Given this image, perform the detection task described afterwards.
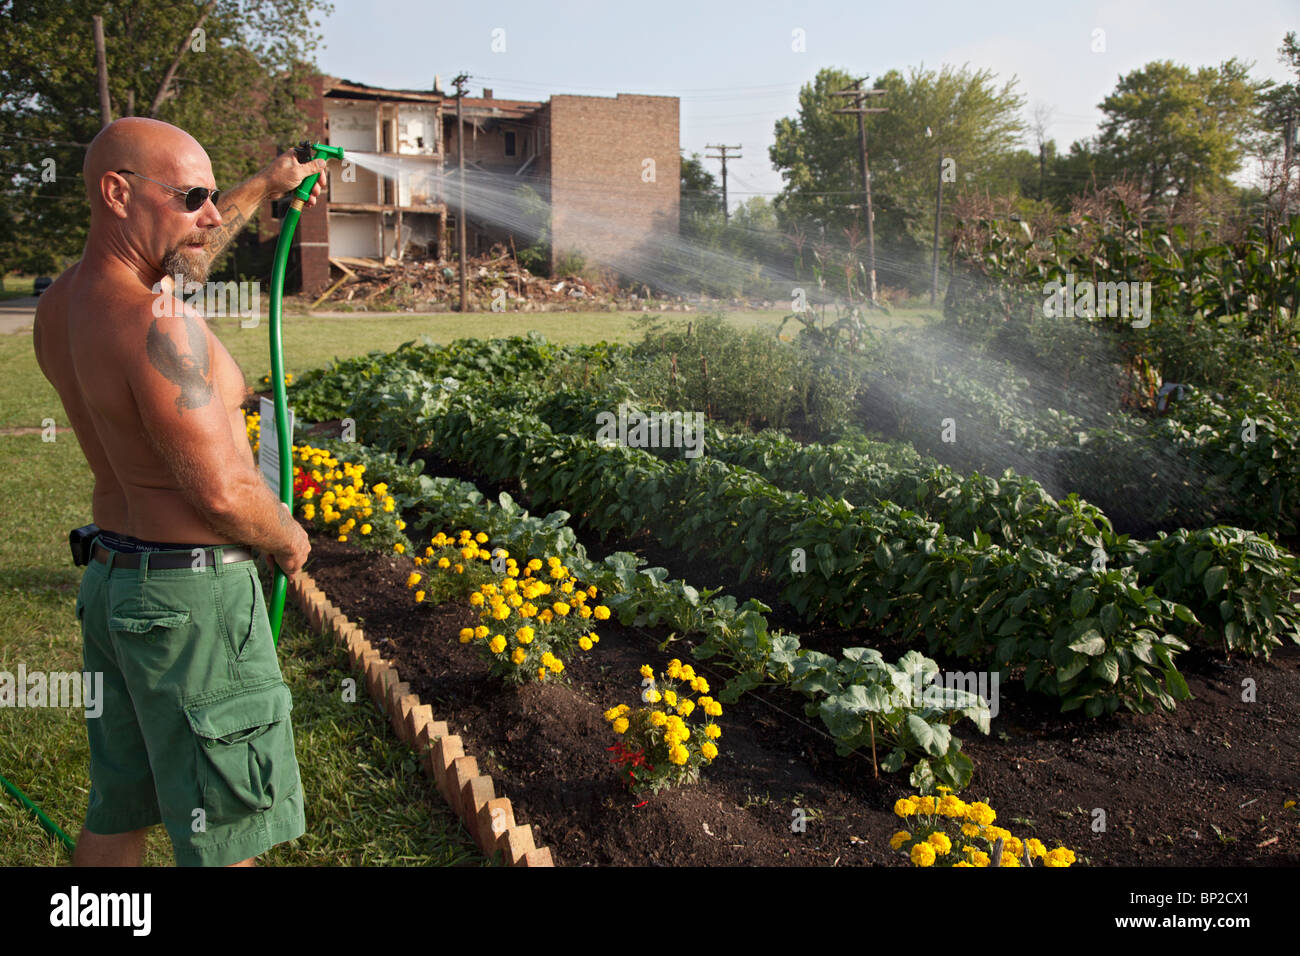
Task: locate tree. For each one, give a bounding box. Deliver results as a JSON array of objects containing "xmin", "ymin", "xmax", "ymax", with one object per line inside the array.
[
  {"xmin": 1094, "ymin": 58, "xmax": 1267, "ymax": 210},
  {"xmin": 0, "ymin": 0, "xmax": 332, "ymax": 277},
  {"xmin": 680, "ymin": 151, "xmax": 724, "ymax": 238},
  {"xmin": 769, "ymin": 64, "xmax": 1026, "ymax": 291}
]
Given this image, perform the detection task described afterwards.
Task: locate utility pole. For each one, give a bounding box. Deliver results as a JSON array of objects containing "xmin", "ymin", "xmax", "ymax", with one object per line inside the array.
[
  {"xmin": 705, "ymin": 144, "xmax": 742, "ymax": 223},
  {"xmin": 452, "ymin": 72, "xmax": 470, "ymax": 312},
  {"xmin": 92, "ymin": 16, "xmax": 112, "ymax": 128},
  {"xmin": 833, "ymin": 79, "xmax": 887, "ymax": 304},
  {"xmin": 925, "ymin": 133, "xmax": 946, "ymax": 303}
]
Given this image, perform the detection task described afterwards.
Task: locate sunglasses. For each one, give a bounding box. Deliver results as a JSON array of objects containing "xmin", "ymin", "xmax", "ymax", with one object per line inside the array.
[{"xmin": 116, "ymin": 169, "xmax": 220, "ymax": 212}]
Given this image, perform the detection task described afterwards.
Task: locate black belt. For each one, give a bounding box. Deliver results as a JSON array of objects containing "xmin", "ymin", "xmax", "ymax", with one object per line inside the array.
[{"xmin": 92, "ymin": 543, "xmax": 257, "ymax": 569}]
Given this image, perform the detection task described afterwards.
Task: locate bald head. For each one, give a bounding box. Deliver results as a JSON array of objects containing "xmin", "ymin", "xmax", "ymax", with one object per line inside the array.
[
  {"xmin": 82, "ymin": 117, "xmax": 221, "ymax": 286},
  {"xmin": 83, "ymin": 117, "xmax": 210, "ymax": 207}
]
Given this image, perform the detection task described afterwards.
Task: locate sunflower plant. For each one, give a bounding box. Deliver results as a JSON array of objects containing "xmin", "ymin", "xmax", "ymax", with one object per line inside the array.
[
  {"xmin": 603, "ymin": 659, "xmax": 723, "ymax": 796},
  {"xmin": 890, "ymin": 789, "xmax": 1077, "ymax": 868}
]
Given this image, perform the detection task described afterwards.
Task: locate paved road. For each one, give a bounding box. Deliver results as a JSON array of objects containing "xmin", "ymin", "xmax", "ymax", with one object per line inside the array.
[{"xmin": 0, "ymin": 297, "xmax": 37, "ymax": 334}]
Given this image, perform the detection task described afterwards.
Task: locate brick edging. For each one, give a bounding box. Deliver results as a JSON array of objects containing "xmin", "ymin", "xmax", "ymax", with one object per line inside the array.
[{"xmin": 288, "ymin": 569, "xmax": 555, "ymax": 867}]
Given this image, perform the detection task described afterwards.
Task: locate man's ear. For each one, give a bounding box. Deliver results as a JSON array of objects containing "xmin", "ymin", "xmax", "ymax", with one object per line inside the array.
[{"xmin": 102, "ymin": 171, "xmax": 132, "ymax": 219}]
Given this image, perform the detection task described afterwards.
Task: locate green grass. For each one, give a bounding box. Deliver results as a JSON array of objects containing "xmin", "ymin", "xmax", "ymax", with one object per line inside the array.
[{"xmin": 1, "ymin": 274, "xmax": 38, "ymax": 301}]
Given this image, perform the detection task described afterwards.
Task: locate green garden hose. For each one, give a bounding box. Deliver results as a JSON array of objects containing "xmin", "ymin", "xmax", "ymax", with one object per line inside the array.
[
  {"xmin": 267, "ymin": 141, "xmax": 344, "ymax": 645},
  {"xmin": 0, "ymin": 771, "xmax": 76, "ymax": 853}
]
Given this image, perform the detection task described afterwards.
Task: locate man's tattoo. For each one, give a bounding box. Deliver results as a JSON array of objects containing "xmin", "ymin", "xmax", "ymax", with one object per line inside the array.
[
  {"xmin": 205, "ymin": 197, "xmax": 250, "ymax": 263},
  {"xmin": 146, "ymin": 314, "xmax": 213, "ymax": 412}
]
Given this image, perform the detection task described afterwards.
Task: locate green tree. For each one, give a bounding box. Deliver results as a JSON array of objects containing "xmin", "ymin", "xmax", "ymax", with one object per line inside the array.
[
  {"xmin": 1094, "ymin": 58, "xmax": 1267, "ymax": 209},
  {"xmin": 769, "ymin": 64, "xmax": 1026, "ymax": 291},
  {"xmin": 0, "ymin": 0, "xmax": 332, "ymax": 277},
  {"xmin": 680, "ymin": 151, "xmax": 724, "ymax": 238}
]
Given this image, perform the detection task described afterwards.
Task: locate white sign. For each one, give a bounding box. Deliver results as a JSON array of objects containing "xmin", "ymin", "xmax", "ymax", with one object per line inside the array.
[{"xmin": 258, "ymin": 396, "xmax": 295, "ymax": 498}]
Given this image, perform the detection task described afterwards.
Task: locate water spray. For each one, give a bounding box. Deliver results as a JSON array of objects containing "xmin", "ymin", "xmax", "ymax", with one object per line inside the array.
[{"xmin": 267, "ymin": 140, "xmax": 344, "ymax": 644}]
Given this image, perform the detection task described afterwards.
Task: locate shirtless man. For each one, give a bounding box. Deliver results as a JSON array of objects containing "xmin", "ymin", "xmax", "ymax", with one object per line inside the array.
[{"xmin": 33, "ymin": 116, "xmax": 326, "ymax": 867}]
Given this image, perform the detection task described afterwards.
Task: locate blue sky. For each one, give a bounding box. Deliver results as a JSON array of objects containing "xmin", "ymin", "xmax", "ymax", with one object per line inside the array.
[{"xmin": 316, "ymin": 0, "xmax": 1300, "ymax": 208}]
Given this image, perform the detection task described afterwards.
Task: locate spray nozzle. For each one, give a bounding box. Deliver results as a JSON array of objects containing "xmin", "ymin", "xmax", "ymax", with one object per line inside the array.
[{"xmin": 292, "ymin": 141, "xmax": 345, "ymax": 202}]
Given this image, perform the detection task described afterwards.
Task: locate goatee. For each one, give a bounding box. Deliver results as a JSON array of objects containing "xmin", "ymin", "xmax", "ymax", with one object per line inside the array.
[{"xmin": 161, "ymin": 243, "xmax": 210, "ymax": 286}]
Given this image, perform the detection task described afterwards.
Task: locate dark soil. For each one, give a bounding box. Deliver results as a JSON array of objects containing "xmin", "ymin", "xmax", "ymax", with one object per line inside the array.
[{"xmin": 302, "ymin": 472, "xmax": 1300, "ymax": 867}]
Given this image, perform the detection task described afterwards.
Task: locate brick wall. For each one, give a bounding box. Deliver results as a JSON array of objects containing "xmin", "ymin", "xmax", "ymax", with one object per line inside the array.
[{"xmin": 546, "ymin": 94, "xmax": 679, "ymax": 276}]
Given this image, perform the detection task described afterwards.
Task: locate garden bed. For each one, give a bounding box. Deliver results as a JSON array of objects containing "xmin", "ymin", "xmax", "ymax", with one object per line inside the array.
[{"xmin": 303, "ymin": 526, "xmax": 1300, "ymax": 866}]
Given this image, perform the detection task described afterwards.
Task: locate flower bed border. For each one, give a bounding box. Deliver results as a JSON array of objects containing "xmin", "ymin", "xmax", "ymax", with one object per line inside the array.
[{"xmin": 287, "ymin": 568, "xmax": 555, "ymax": 867}]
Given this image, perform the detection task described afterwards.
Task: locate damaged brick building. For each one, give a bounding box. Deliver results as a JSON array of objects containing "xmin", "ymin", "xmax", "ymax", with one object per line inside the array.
[{"xmin": 257, "ymin": 74, "xmax": 680, "ymax": 297}]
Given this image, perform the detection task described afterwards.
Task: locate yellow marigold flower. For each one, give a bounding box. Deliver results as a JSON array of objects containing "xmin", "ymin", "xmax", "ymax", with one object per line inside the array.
[
  {"xmin": 676, "ymin": 699, "xmax": 694, "ymax": 717},
  {"xmin": 690, "ymin": 677, "xmax": 710, "ymax": 694},
  {"xmin": 999, "ymin": 852, "xmax": 1021, "ymax": 867},
  {"xmin": 1043, "ymin": 848, "xmax": 1076, "ymax": 867},
  {"xmin": 961, "ymin": 822, "xmax": 981, "ymax": 838},
  {"xmin": 359, "ymin": 523, "xmax": 371, "ymax": 535},
  {"xmin": 338, "ymin": 534, "xmax": 348, "ymax": 542},
  {"xmin": 938, "ymin": 795, "xmax": 967, "ymax": 817},
  {"xmin": 587, "ymin": 585, "xmax": 598, "ymax": 598},
  {"xmin": 579, "ymin": 605, "xmax": 592, "ymax": 619},
  {"xmin": 910, "ymin": 843, "xmax": 936, "ymax": 867},
  {"xmin": 663, "ymin": 690, "xmax": 677, "ymax": 708},
  {"xmin": 492, "ymin": 605, "xmax": 511, "ymax": 621},
  {"xmin": 475, "ymin": 625, "xmax": 489, "ymax": 639},
  {"xmin": 454, "ymin": 564, "xmax": 463, "ymax": 574},
  {"xmin": 537, "ymin": 668, "xmax": 547, "ymax": 680},
  {"xmin": 669, "ymin": 745, "xmax": 689, "ymax": 765},
  {"xmin": 915, "ymin": 796, "xmax": 936, "ymax": 815},
  {"xmin": 578, "ymin": 636, "xmax": 592, "ymax": 651},
  {"xmin": 302, "ymin": 504, "xmax": 315, "ymax": 520},
  {"xmin": 489, "ymin": 635, "xmax": 507, "ymax": 654},
  {"xmin": 538, "ymin": 609, "xmax": 553, "ymax": 624},
  {"xmin": 664, "ymin": 730, "xmax": 682, "ymax": 747},
  {"xmin": 639, "ymin": 664, "xmax": 654, "ymax": 679},
  {"xmin": 437, "ymin": 557, "xmax": 451, "ymax": 569},
  {"xmin": 560, "ymin": 581, "xmax": 574, "ymax": 594},
  {"xmin": 469, "ymin": 592, "xmax": 485, "ymax": 607},
  {"xmin": 302, "ymin": 487, "xmax": 316, "ymax": 501},
  {"xmin": 425, "ymin": 546, "xmax": 435, "ymax": 557},
  {"xmin": 894, "ymin": 798, "xmax": 917, "ymax": 818},
  {"xmin": 890, "ymin": 831, "xmax": 911, "ymax": 851},
  {"xmin": 507, "ymin": 593, "xmax": 523, "ymax": 608},
  {"xmin": 552, "ymin": 601, "xmax": 570, "ymax": 616},
  {"xmin": 516, "ymin": 626, "xmax": 535, "ymax": 644},
  {"xmin": 394, "ymin": 543, "xmax": 405, "ymax": 554},
  {"xmin": 406, "ymin": 572, "xmax": 422, "ymax": 588},
  {"xmin": 415, "ymin": 590, "xmax": 425, "ymax": 603},
  {"xmin": 953, "ymin": 861, "xmax": 974, "ymax": 867},
  {"xmin": 1026, "ymin": 838, "xmax": 1047, "ymax": 859},
  {"xmin": 966, "ymin": 802, "xmax": 996, "ymax": 827},
  {"xmin": 511, "ymin": 648, "xmax": 526, "ymax": 665},
  {"xmin": 1003, "ymin": 836, "xmax": 1024, "ymax": 859},
  {"xmin": 548, "ymin": 657, "xmax": 563, "ymax": 674},
  {"xmin": 646, "ymin": 689, "xmax": 662, "ymax": 703},
  {"xmin": 593, "ymin": 605, "xmax": 610, "ymax": 620},
  {"xmin": 680, "ymin": 664, "xmax": 695, "ymax": 681},
  {"xmin": 527, "ymin": 559, "xmax": 542, "ymax": 572},
  {"xmin": 395, "ymin": 519, "xmax": 405, "ymax": 531},
  {"xmin": 507, "ymin": 567, "xmax": 520, "ymax": 577},
  {"xmin": 968, "ymin": 849, "xmax": 990, "ymax": 868},
  {"xmin": 612, "ymin": 717, "xmax": 629, "ymax": 734},
  {"xmin": 705, "ymin": 700, "xmax": 722, "ymax": 717},
  {"xmin": 704, "ymin": 723, "xmax": 721, "ymax": 739},
  {"xmin": 459, "ymin": 628, "xmax": 473, "ymax": 643},
  {"xmin": 927, "ymin": 832, "xmax": 952, "ymax": 855},
  {"xmin": 372, "ymin": 483, "xmax": 388, "ymax": 496},
  {"xmin": 589, "ymin": 633, "xmax": 599, "ymax": 644},
  {"xmin": 649, "ymin": 711, "xmax": 668, "ymax": 727},
  {"xmin": 699, "ymin": 742, "xmax": 718, "ymax": 761}
]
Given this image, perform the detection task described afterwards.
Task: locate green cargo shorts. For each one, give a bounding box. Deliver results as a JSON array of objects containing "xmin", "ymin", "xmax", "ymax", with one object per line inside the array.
[{"xmin": 75, "ymin": 537, "xmax": 306, "ymax": 866}]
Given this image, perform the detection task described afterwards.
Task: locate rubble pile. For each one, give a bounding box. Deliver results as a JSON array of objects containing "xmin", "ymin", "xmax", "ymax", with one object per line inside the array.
[{"xmin": 308, "ymin": 244, "xmax": 697, "ymax": 312}]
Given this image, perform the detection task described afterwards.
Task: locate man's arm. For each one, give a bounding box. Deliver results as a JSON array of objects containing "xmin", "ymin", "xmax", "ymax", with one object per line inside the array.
[
  {"xmin": 204, "ymin": 149, "xmax": 328, "ymax": 264},
  {"xmin": 129, "ymin": 302, "xmax": 309, "ymax": 572}
]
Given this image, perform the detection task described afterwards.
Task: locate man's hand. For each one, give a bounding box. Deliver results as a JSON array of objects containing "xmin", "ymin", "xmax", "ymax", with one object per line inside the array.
[
  {"xmin": 267, "ymin": 503, "xmax": 311, "ymax": 576},
  {"xmin": 259, "ymin": 149, "xmax": 328, "ymax": 207}
]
